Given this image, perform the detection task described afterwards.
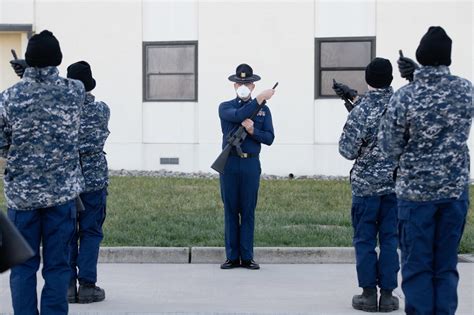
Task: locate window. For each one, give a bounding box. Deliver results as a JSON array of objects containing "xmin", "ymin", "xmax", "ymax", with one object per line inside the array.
[
  {"xmin": 315, "ymin": 37, "xmax": 375, "ymax": 98},
  {"xmin": 143, "ymin": 41, "xmax": 198, "ymax": 102}
]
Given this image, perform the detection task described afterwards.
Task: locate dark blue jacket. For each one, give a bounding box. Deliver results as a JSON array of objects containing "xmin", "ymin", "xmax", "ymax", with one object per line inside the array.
[{"xmin": 219, "ymin": 97, "xmax": 274, "ymax": 154}]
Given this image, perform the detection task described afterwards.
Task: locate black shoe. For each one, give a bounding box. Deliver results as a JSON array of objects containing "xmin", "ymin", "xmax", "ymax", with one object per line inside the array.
[
  {"xmin": 241, "ymin": 260, "xmax": 260, "ymax": 270},
  {"xmin": 77, "ymin": 283, "xmax": 106, "ymax": 304},
  {"xmin": 67, "ymin": 280, "xmax": 77, "ymax": 304},
  {"xmin": 220, "ymin": 259, "xmax": 240, "ymax": 269},
  {"xmin": 379, "ymin": 289, "xmax": 399, "ymax": 312},
  {"xmin": 352, "ymin": 288, "xmax": 378, "ymax": 312}
]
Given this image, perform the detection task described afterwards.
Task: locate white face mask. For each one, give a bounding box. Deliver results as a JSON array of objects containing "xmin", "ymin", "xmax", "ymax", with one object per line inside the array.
[{"xmin": 236, "ymin": 85, "xmax": 251, "ymax": 99}]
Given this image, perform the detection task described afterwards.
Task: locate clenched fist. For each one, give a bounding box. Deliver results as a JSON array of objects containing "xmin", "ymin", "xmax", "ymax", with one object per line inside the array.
[
  {"xmin": 241, "ymin": 118, "xmax": 255, "ymax": 135},
  {"xmin": 256, "ymin": 88, "xmax": 275, "ymax": 105}
]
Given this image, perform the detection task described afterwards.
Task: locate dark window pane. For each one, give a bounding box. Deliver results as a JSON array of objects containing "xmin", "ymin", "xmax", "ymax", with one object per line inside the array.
[
  {"xmin": 147, "ymin": 45, "xmax": 195, "ymax": 74},
  {"xmin": 321, "ymin": 41, "xmax": 372, "ymax": 68},
  {"xmin": 148, "ymin": 74, "xmax": 195, "ymax": 100},
  {"xmin": 321, "ymin": 70, "xmax": 368, "ymax": 96}
]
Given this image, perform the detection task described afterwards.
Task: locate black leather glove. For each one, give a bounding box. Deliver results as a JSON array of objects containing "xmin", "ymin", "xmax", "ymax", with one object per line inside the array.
[
  {"xmin": 332, "ymin": 80, "xmax": 358, "ymax": 101},
  {"xmin": 10, "ymin": 59, "xmax": 28, "ymax": 78},
  {"xmin": 398, "ymin": 56, "xmax": 418, "ymax": 82}
]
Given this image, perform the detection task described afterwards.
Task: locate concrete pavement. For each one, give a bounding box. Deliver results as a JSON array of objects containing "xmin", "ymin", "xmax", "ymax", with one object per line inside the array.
[{"xmin": 1, "ymin": 263, "xmax": 473, "ymax": 315}]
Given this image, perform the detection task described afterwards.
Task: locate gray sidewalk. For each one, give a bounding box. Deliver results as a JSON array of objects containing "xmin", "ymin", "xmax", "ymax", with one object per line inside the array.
[{"xmin": 1, "ymin": 263, "xmax": 473, "ymax": 315}]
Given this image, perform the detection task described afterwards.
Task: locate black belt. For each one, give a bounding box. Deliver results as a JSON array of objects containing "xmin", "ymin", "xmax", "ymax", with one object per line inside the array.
[{"xmin": 229, "ymin": 151, "xmax": 259, "ymax": 159}]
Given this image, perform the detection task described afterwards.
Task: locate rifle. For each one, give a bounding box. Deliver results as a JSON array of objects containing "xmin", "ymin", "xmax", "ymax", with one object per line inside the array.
[
  {"xmin": 332, "ymin": 79, "xmax": 355, "ymax": 112},
  {"xmin": 398, "ymin": 49, "xmax": 415, "ymax": 82},
  {"xmin": 11, "ymin": 49, "xmax": 18, "ymax": 60},
  {"xmin": 211, "ymin": 82, "xmax": 278, "ymax": 174},
  {"xmin": 0, "ymin": 211, "xmax": 35, "ymax": 273}
]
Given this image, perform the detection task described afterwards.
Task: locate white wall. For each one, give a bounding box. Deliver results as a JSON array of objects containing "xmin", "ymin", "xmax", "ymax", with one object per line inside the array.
[
  {"xmin": 376, "ymin": 0, "xmax": 473, "ymax": 89},
  {"xmin": 32, "ymin": 0, "xmax": 144, "ymax": 169},
  {"xmin": 376, "ymin": 0, "xmax": 474, "ymax": 177},
  {"xmin": 198, "ymin": 0, "xmax": 316, "ymax": 175},
  {"xmin": 141, "ymin": 0, "xmax": 199, "ymax": 171},
  {"xmin": 313, "ymin": 0, "xmax": 377, "ymax": 176},
  {"xmin": 0, "ymin": 0, "xmax": 472, "ymax": 177},
  {"xmin": 0, "ymin": 0, "xmax": 34, "ymax": 25}
]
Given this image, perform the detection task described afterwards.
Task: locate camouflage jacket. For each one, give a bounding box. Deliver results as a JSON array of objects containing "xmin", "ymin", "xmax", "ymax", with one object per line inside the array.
[
  {"xmin": 379, "ymin": 66, "xmax": 473, "ymax": 201},
  {"xmin": 0, "ymin": 67, "xmax": 85, "ymax": 210},
  {"xmin": 79, "ymin": 93, "xmax": 110, "ymax": 192},
  {"xmin": 339, "ymin": 87, "xmax": 397, "ymax": 197}
]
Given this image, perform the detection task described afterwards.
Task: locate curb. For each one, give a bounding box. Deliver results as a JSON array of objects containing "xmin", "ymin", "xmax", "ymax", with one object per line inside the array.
[
  {"xmin": 98, "ymin": 247, "xmax": 358, "ymax": 264},
  {"xmin": 76, "ymin": 247, "xmax": 474, "ymax": 264},
  {"xmin": 458, "ymin": 254, "xmax": 474, "ymax": 263},
  {"xmin": 192, "ymin": 247, "xmax": 356, "ymax": 264},
  {"xmin": 99, "ymin": 247, "xmax": 189, "ymax": 263}
]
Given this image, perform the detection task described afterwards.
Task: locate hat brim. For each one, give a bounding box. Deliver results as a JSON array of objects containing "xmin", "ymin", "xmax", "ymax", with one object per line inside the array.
[{"xmin": 228, "ymin": 74, "xmax": 261, "ymax": 83}]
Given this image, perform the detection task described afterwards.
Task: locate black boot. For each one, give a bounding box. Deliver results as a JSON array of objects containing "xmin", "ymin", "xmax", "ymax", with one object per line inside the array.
[
  {"xmin": 67, "ymin": 280, "xmax": 77, "ymax": 303},
  {"xmin": 352, "ymin": 288, "xmax": 378, "ymax": 312},
  {"xmin": 220, "ymin": 259, "xmax": 240, "ymax": 269},
  {"xmin": 77, "ymin": 283, "xmax": 106, "ymax": 304},
  {"xmin": 241, "ymin": 260, "xmax": 260, "ymax": 270},
  {"xmin": 379, "ymin": 289, "xmax": 399, "ymax": 312}
]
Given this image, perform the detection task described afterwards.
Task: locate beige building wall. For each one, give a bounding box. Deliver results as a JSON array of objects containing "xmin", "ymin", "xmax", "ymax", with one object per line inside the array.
[{"xmin": 0, "ymin": 33, "xmax": 22, "ymax": 91}]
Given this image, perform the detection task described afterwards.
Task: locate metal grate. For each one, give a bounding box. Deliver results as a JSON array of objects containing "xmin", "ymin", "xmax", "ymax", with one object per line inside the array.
[{"xmin": 160, "ymin": 157, "xmax": 179, "ymax": 165}]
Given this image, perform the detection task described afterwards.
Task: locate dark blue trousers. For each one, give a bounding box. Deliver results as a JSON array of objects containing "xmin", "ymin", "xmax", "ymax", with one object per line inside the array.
[
  {"xmin": 398, "ymin": 190, "xmax": 469, "ymax": 315},
  {"xmin": 220, "ymin": 156, "xmax": 261, "ymax": 261},
  {"xmin": 70, "ymin": 188, "xmax": 107, "ymax": 285},
  {"xmin": 8, "ymin": 200, "xmax": 77, "ymax": 315},
  {"xmin": 351, "ymin": 193, "xmax": 399, "ymax": 290}
]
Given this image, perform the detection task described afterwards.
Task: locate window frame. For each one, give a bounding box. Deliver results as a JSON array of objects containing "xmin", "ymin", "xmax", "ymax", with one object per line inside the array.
[
  {"xmin": 314, "ymin": 36, "xmax": 376, "ymax": 99},
  {"xmin": 142, "ymin": 41, "xmax": 198, "ymax": 102}
]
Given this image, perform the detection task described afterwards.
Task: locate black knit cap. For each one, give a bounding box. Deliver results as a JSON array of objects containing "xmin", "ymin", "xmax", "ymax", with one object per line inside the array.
[
  {"xmin": 25, "ymin": 30, "xmax": 62, "ymax": 67},
  {"xmin": 416, "ymin": 26, "xmax": 452, "ymax": 66},
  {"xmin": 365, "ymin": 57, "xmax": 393, "ymax": 88},
  {"xmin": 67, "ymin": 61, "xmax": 96, "ymax": 92}
]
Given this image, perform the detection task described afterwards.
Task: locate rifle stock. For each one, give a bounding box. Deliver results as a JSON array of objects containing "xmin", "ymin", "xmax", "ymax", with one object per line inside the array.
[
  {"xmin": 342, "ymin": 96, "xmax": 354, "ymax": 112},
  {"xmin": 211, "ymin": 144, "xmax": 232, "ymax": 174},
  {"xmin": 0, "ymin": 211, "xmax": 34, "ymax": 273}
]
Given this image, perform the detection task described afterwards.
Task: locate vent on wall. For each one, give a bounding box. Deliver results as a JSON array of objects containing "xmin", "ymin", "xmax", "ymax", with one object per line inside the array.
[{"xmin": 160, "ymin": 157, "xmax": 179, "ymax": 165}]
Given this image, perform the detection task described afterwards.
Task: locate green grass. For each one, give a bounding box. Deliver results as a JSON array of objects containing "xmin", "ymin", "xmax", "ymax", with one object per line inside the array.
[
  {"xmin": 1, "ymin": 177, "xmax": 473, "ymax": 253},
  {"xmin": 103, "ymin": 177, "xmax": 354, "ymax": 248}
]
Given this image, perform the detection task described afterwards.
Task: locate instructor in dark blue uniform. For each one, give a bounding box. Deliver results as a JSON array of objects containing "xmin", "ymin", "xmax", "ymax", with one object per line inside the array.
[{"xmin": 219, "ymin": 64, "xmax": 275, "ymax": 270}]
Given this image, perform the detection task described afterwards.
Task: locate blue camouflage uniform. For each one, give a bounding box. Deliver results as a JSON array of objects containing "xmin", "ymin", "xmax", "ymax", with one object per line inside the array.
[
  {"xmin": 219, "ymin": 97, "xmax": 274, "ymax": 262},
  {"xmin": 339, "ymin": 87, "xmax": 399, "ymax": 291},
  {"xmin": 70, "ymin": 92, "xmax": 110, "ymax": 286},
  {"xmin": 0, "ymin": 66, "xmax": 85, "ymax": 315},
  {"xmin": 379, "ymin": 65, "xmax": 473, "ymax": 315}
]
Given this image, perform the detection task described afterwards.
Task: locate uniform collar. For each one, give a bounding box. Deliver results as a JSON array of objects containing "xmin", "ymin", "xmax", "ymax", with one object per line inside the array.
[
  {"xmin": 23, "ymin": 66, "xmax": 59, "ymax": 82},
  {"xmin": 414, "ymin": 65, "xmax": 450, "ymax": 80},
  {"xmin": 85, "ymin": 93, "xmax": 95, "ymax": 104},
  {"xmin": 366, "ymin": 86, "xmax": 393, "ymax": 97},
  {"xmin": 236, "ymin": 96, "xmax": 253, "ymax": 105}
]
